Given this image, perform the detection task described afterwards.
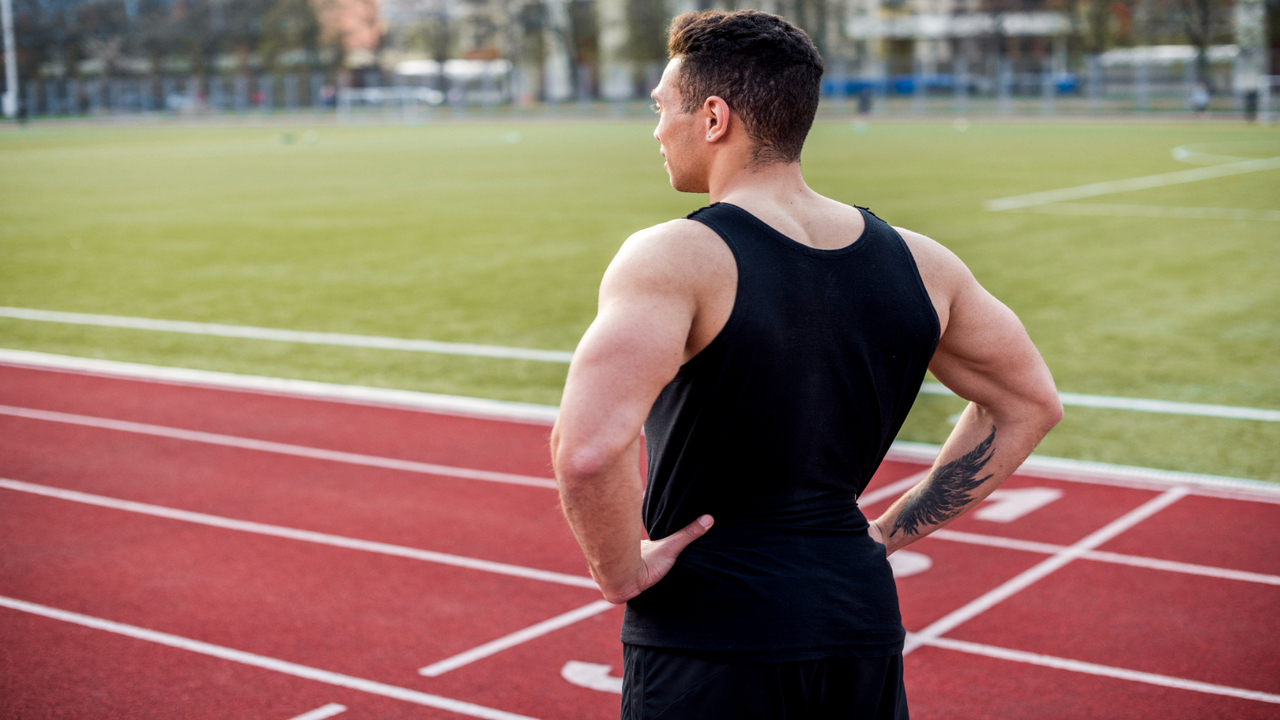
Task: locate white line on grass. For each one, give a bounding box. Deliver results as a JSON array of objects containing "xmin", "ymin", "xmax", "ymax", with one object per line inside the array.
[
  {"xmin": 0, "ymin": 307, "xmax": 575, "ymax": 363},
  {"xmin": 0, "ymin": 478, "xmax": 597, "ymax": 590},
  {"xmin": 929, "ymin": 529, "xmax": 1280, "ymax": 586},
  {"xmin": 903, "ymin": 487, "xmax": 1188, "ymax": 655},
  {"xmin": 919, "ymin": 382, "xmax": 1280, "ymax": 423},
  {"xmin": 419, "ymin": 601, "xmax": 615, "ymax": 677},
  {"xmin": 1010, "ymin": 202, "xmax": 1280, "ymax": 222},
  {"xmin": 0, "ymin": 595, "xmax": 543, "ymax": 720},
  {"xmin": 984, "ymin": 156, "xmax": 1280, "ymax": 211},
  {"xmin": 0, "ymin": 404, "xmax": 557, "ymax": 489},
  {"xmin": 286, "ymin": 704, "xmax": 348, "ymax": 720},
  {"xmin": 918, "ymin": 635, "xmax": 1280, "ymax": 705}
]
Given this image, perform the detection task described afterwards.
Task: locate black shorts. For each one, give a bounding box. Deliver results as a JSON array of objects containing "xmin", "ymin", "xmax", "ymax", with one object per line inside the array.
[{"xmin": 621, "ymin": 644, "xmax": 908, "ymax": 720}]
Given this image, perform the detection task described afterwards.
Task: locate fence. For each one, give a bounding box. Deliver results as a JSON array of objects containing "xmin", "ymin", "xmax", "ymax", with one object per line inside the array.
[{"xmin": 8, "ymin": 66, "xmax": 1277, "ymax": 123}]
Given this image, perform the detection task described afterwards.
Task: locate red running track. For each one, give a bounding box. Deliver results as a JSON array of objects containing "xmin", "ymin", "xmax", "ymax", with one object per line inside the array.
[{"xmin": 1, "ymin": 361, "xmax": 1278, "ymax": 719}]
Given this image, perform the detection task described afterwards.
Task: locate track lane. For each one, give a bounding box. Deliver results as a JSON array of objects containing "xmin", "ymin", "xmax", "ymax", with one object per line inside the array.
[
  {"xmin": 0, "ymin": 417, "xmax": 586, "ymax": 576},
  {"xmin": 0, "ymin": 489, "xmax": 600, "ymax": 689},
  {"xmin": 0, "ymin": 365, "xmax": 556, "ymax": 479},
  {"xmin": 5, "ymin": 362, "xmax": 1280, "ymax": 718}
]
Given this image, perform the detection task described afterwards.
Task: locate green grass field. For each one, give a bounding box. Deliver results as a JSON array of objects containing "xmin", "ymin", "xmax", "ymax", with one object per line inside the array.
[{"xmin": 1, "ymin": 118, "xmax": 1277, "ymax": 481}]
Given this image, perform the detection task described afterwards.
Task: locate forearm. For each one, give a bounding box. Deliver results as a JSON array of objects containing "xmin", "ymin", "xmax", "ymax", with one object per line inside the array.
[
  {"xmin": 873, "ymin": 398, "xmax": 1059, "ymax": 554},
  {"xmin": 553, "ymin": 432, "xmax": 647, "ymax": 602}
]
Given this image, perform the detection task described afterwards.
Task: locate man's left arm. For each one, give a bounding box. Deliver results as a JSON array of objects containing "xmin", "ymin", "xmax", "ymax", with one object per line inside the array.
[{"xmin": 551, "ymin": 224, "xmax": 716, "ymax": 604}]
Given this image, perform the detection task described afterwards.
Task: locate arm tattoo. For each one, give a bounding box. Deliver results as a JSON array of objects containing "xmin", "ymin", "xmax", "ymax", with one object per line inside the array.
[{"xmin": 891, "ymin": 427, "xmax": 997, "ymax": 538}]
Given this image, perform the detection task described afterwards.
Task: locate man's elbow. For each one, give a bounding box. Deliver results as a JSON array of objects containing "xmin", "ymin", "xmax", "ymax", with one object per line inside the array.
[
  {"xmin": 1032, "ymin": 386, "xmax": 1065, "ymax": 436},
  {"xmin": 553, "ymin": 442, "xmax": 612, "ymax": 490}
]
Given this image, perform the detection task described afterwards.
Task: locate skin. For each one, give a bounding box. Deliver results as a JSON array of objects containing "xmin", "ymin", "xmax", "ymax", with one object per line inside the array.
[{"xmin": 551, "ymin": 58, "xmax": 1064, "ymax": 604}]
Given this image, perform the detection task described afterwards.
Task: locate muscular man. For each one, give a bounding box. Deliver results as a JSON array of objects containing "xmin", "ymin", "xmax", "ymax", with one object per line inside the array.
[{"xmin": 551, "ymin": 10, "xmax": 1062, "ymax": 718}]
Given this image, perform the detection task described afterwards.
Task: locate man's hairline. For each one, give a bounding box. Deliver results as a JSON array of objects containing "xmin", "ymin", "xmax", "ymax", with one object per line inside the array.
[{"xmin": 653, "ymin": 55, "xmax": 805, "ymax": 168}]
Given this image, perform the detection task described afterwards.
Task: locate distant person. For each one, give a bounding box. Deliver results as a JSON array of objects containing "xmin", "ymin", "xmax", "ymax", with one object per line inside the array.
[
  {"xmin": 1192, "ymin": 82, "xmax": 1210, "ymax": 115},
  {"xmin": 551, "ymin": 10, "xmax": 1063, "ymax": 718}
]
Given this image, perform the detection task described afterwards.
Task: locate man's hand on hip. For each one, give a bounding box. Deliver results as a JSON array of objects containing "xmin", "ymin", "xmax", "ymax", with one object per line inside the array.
[{"xmin": 601, "ymin": 514, "xmax": 715, "ymax": 604}]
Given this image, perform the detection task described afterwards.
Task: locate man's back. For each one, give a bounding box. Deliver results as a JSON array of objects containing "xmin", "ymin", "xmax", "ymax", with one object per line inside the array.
[{"xmin": 624, "ymin": 202, "xmax": 938, "ymax": 660}]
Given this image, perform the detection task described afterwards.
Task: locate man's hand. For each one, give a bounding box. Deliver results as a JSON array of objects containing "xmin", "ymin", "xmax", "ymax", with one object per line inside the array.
[
  {"xmin": 600, "ymin": 514, "xmax": 714, "ymax": 604},
  {"xmin": 866, "ymin": 517, "xmax": 887, "ymax": 554}
]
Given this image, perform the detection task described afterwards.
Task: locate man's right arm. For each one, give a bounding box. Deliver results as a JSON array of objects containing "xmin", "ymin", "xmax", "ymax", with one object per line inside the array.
[{"xmin": 868, "ymin": 230, "xmax": 1064, "ymax": 554}]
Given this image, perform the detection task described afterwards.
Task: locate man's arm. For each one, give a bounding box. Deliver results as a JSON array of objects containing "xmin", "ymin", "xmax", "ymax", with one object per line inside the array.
[
  {"xmin": 868, "ymin": 230, "xmax": 1064, "ymax": 554},
  {"xmin": 551, "ymin": 220, "xmax": 727, "ymax": 603}
]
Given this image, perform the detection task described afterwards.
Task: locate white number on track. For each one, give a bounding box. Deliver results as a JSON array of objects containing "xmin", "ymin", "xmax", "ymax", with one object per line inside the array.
[
  {"xmin": 974, "ymin": 487, "xmax": 1064, "ymax": 522},
  {"xmin": 889, "ymin": 550, "xmax": 933, "ymax": 578},
  {"xmin": 561, "ymin": 661, "xmax": 624, "ymax": 694}
]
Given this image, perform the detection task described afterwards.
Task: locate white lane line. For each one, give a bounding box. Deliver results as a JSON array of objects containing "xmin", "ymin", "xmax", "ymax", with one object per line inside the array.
[
  {"xmin": 6, "ymin": 346, "xmax": 1278, "ymax": 430},
  {"xmin": 286, "ymin": 703, "xmax": 348, "ymax": 720},
  {"xmin": 0, "ymin": 349, "xmax": 561, "ymax": 425},
  {"xmin": 919, "ymin": 635, "xmax": 1280, "ymax": 705},
  {"xmin": 0, "ymin": 307, "xmax": 575, "ymax": 363},
  {"xmin": 0, "ymin": 404, "xmax": 557, "ymax": 490},
  {"xmin": 0, "ymin": 478, "xmax": 597, "ymax": 590},
  {"xmin": 931, "ymin": 529, "xmax": 1280, "ymax": 586},
  {"xmin": 1012, "ymin": 202, "xmax": 1280, "ymax": 222},
  {"xmin": 0, "ymin": 595, "xmax": 542, "ymax": 720},
  {"xmin": 858, "ymin": 471, "xmax": 929, "ymax": 506},
  {"xmin": 903, "ymin": 487, "xmax": 1189, "ymax": 654},
  {"xmin": 984, "ymin": 156, "xmax": 1280, "ymax": 211},
  {"xmin": 419, "ymin": 601, "xmax": 615, "ymax": 677},
  {"xmin": 918, "ymin": 382, "xmax": 1280, "ymax": 423}
]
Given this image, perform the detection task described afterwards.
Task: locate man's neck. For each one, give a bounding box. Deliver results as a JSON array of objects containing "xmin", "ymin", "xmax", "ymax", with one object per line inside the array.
[{"xmin": 708, "ymin": 160, "xmax": 813, "ymax": 209}]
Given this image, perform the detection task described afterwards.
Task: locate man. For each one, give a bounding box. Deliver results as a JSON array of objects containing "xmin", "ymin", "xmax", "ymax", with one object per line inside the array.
[{"xmin": 551, "ymin": 10, "xmax": 1062, "ymax": 718}]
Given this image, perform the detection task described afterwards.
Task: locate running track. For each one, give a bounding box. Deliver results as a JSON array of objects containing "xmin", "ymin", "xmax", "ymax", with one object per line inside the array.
[{"xmin": 1, "ymin": 359, "xmax": 1278, "ymax": 719}]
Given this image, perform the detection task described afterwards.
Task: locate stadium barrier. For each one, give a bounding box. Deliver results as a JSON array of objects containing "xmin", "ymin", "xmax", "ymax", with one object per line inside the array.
[{"xmin": 8, "ymin": 68, "xmax": 1277, "ymax": 123}]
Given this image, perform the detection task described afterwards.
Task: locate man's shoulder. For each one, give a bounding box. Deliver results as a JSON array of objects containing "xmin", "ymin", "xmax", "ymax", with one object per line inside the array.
[
  {"xmin": 891, "ymin": 225, "xmax": 972, "ymax": 288},
  {"xmin": 602, "ymin": 216, "xmax": 734, "ymax": 297},
  {"xmin": 623, "ymin": 216, "xmax": 722, "ymax": 251}
]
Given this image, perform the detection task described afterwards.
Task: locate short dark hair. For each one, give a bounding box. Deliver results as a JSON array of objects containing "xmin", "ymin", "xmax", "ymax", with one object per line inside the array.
[{"xmin": 667, "ymin": 10, "xmax": 824, "ymax": 164}]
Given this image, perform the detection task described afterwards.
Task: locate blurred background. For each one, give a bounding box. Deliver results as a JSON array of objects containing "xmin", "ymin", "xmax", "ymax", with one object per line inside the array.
[{"xmin": 1, "ymin": 0, "xmax": 1278, "ymax": 119}]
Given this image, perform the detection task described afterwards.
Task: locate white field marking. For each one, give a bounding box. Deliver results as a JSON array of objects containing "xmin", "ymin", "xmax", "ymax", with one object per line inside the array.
[
  {"xmin": 930, "ymin": 529, "xmax": 1280, "ymax": 587},
  {"xmin": 974, "ymin": 487, "xmax": 1064, "ymax": 522},
  {"xmin": 0, "ymin": 404, "xmax": 557, "ymax": 490},
  {"xmin": 888, "ymin": 550, "xmax": 933, "ymax": 578},
  {"xmin": 0, "ymin": 596, "xmax": 543, "ymax": 720},
  {"xmin": 0, "ymin": 349, "xmax": 561, "ymax": 426},
  {"xmin": 902, "ymin": 487, "xmax": 1188, "ymax": 655},
  {"xmin": 919, "ymin": 635, "xmax": 1280, "ymax": 705},
  {"xmin": 5, "ymin": 345, "xmax": 1279, "ymax": 431},
  {"xmin": 286, "ymin": 704, "xmax": 348, "ymax": 720},
  {"xmin": 858, "ymin": 471, "xmax": 929, "ymax": 506},
  {"xmin": 1012, "ymin": 202, "xmax": 1280, "ymax": 222},
  {"xmin": 919, "ymin": 382, "xmax": 1280, "ymax": 423},
  {"xmin": 0, "ymin": 478, "xmax": 597, "ymax": 590},
  {"xmin": 3, "ymin": 350, "xmax": 1277, "ymax": 497},
  {"xmin": 1169, "ymin": 144, "xmax": 1257, "ymax": 166},
  {"xmin": 885, "ymin": 440, "xmax": 1280, "ymax": 501},
  {"xmin": 983, "ymin": 155, "xmax": 1280, "ymax": 211},
  {"xmin": 419, "ymin": 600, "xmax": 615, "ymax": 677},
  {"xmin": 0, "ymin": 307, "xmax": 575, "ymax": 363},
  {"xmin": 560, "ymin": 662, "xmax": 624, "ymax": 694}
]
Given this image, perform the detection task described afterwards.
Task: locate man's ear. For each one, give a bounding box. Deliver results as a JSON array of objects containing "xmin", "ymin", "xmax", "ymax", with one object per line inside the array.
[{"xmin": 703, "ymin": 96, "xmax": 731, "ymax": 142}]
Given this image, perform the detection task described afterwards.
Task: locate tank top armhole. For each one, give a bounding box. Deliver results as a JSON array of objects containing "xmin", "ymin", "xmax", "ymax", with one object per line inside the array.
[
  {"xmin": 681, "ymin": 206, "xmax": 748, "ymax": 372},
  {"xmin": 867, "ymin": 210, "xmax": 943, "ymax": 350}
]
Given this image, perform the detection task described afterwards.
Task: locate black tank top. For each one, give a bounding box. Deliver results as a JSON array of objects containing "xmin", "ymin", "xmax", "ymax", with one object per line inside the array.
[{"xmin": 621, "ymin": 202, "xmax": 940, "ymax": 660}]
